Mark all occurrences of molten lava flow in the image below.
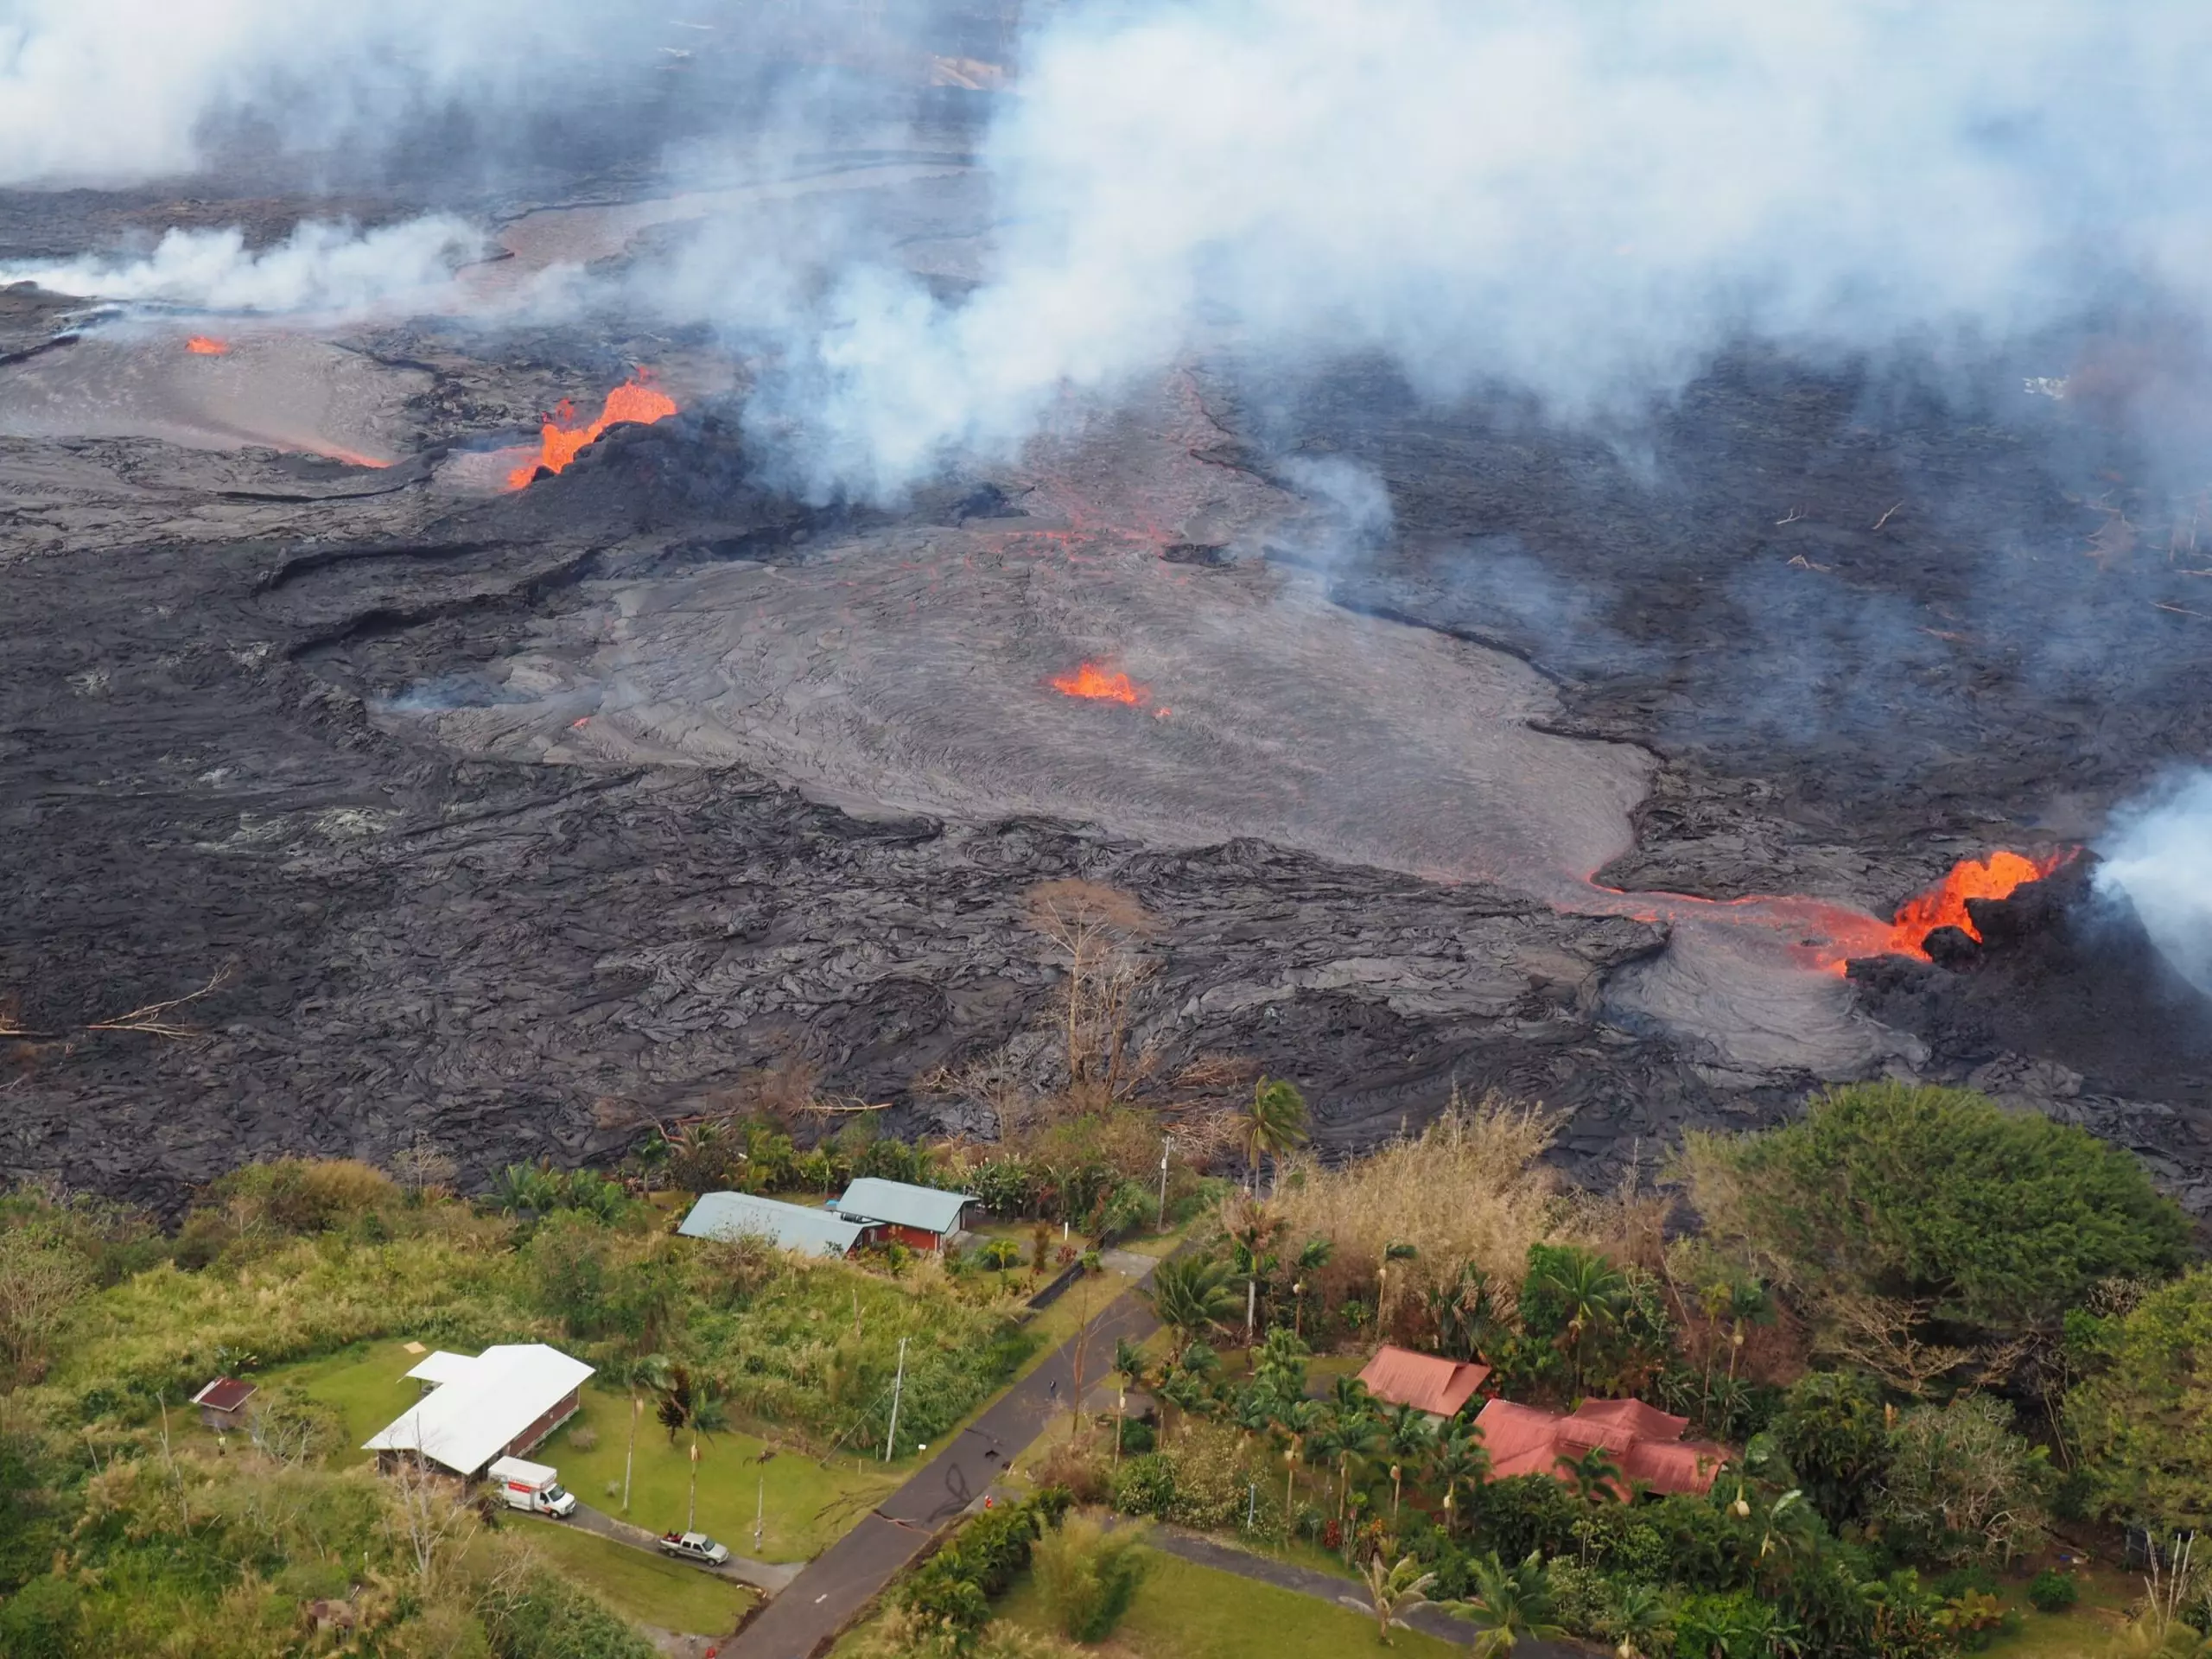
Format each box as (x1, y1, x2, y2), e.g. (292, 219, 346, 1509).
(1888, 849, 2070, 956)
(185, 336, 230, 355)
(505, 372, 677, 489)
(1051, 662, 1146, 705)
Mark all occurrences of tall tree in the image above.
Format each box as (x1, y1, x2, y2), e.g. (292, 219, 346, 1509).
(1141, 1254, 1240, 1364)
(1529, 1246, 1626, 1398)
(1241, 1077, 1310, 1196)
(1456, 1550, 1567, 1658)
(1427, 1427, 1491, 1537)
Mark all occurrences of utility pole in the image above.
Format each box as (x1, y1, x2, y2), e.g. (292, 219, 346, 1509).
(1156, 1135, 1173, 1230)
(884, 1337, 908, 1462)
(754, 1476, 765, 1555)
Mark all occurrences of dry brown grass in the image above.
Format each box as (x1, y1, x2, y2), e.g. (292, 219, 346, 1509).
(1261, 1090, 1595, 1319)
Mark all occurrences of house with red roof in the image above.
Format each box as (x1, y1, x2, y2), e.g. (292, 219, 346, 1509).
(1356, 1345, 1491, 1421)
(1473, 1395, 1730, 1499)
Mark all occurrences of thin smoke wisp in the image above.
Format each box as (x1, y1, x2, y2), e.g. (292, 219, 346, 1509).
(2096, 770, 2212, 998)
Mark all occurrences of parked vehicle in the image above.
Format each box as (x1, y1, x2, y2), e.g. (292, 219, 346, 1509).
(487, 1457, 576, 1518)
(658, 1530, 731, 1566)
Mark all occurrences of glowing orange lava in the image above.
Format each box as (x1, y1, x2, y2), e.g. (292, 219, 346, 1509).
(1051, 662, 1146, 705)
(185, 336, 230, 355)
(1887, 849, 2070, 956)
(506, 372, 677, 489)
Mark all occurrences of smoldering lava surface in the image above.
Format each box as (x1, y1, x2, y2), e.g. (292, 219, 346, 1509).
(0, 329, 423, 465)
(385, 384, 1906, 1077)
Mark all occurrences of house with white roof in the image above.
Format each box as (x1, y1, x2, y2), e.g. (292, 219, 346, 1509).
(830, 1177, 976, 1251)
(677, 1190, 872, 1257)
(363, 1343, 593, 1479)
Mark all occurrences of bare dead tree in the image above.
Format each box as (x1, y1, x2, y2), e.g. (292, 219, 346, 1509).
(1, 966, 233, 1050)
(1022, 879, 1158, 1098)
(380, 1448, 477, 1592)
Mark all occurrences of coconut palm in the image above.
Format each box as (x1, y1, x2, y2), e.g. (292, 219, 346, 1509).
(1242, 1077, 1310, 1195)
(1427, 1426, 1491, 1536)
(1382, 1403, 1434, 1518)
(1223, 1193, 1288, 1344)
(1313, 1407, 1385, 1529)
(1338, 1553, 1440, 1647)
(1532, 1247, 1627, 1396)
(1273, 1395, 1322, 1531)
(1141, 1253, 1241, 1364)
(1455, 1550, 1567, 1658)
(1290, 1236, 1333, 1338)
(652, 1364, 728, 1534)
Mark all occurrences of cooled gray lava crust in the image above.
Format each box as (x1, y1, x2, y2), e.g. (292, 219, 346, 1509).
(5, 185, 2211, 1211)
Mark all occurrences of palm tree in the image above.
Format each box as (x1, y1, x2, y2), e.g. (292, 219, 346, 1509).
(1605, 1582, 1675, 1659)
(613, 1354, 672, 1516)
(653, 1364, 728, 1535)
(1223, 1194, 1288, 1345)
(1141, 1254, 1241, 1364)
(1290, 1237, 1333, 1338)
(1338, 1553, 1439, 1647)
(1533, 1248, 1626, 1397)
(1313, 1407, 1385, 1530)
(1455, 1550, 1567, 1658)
(1242, 1077, 1309, 1195)
(1427, 1427, 1491, 1537)
(1382, 1403, 1434, 1519)
(1273, 1396, 1321, 1534)
(1555, 1445, 1626, 1506)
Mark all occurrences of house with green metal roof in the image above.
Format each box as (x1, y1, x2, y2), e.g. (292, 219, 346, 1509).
(829, 1177, 975, 1250)
(677, 1191, 871, 1257)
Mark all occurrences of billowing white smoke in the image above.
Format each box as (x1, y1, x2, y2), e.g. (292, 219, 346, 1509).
(744, 0, 2212, 499)
(2097, 771, 2212, 997)
(0, 0, 633, 184)
(0, 215, 482, 314)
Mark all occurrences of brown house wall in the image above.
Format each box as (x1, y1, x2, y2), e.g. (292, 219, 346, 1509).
(504, 1389, 582, 1461)
(880, 1222, 946, 1251)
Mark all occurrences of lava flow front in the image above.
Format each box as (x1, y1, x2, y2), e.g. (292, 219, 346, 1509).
(184, 336, 230, 355)
(1887, 849, 2071, 955)
(1051, 661, 1147, 705)
(506, 372, 677, 489)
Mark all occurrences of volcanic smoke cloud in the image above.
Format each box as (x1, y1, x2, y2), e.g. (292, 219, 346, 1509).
(737, 0, 2212, 499)
(0, 217, 482, 315)
(2096, 771, 2212, 998)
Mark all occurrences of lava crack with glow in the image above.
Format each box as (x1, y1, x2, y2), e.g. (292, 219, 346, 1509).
(506, 372, 677, 490)
(1888, 849, 2072, 955)
(184, 336, 230, 355)
(1051, 660, 1173, 717)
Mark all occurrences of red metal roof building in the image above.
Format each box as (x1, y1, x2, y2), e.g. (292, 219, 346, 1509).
(1356, 1345, 1492, 1421)
(1473, 1395, 1730, 1498)
(190, 1376, 257, 1430)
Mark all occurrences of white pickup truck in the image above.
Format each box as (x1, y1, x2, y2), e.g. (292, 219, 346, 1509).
(488, 1457, 577, 1518)
(658, 1530, 731, 1566)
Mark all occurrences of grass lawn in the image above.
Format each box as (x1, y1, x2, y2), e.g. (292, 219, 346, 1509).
(1984, 1564, 2139, 1657)
(258, 1340, 428, 1466)
(512, 1516, 757, 1637)
(539, 1385, 902, 1561)
(995, 1547, 1465, 1657)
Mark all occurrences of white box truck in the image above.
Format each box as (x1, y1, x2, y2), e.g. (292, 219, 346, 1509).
(488, 1457, 577, 1518)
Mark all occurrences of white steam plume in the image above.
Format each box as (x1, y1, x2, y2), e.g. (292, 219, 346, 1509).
(0, 216, 482, 314)
(738, 0, 2212, 499)
(0, 0, 649, 185)
(2096, 771, 2212, 998)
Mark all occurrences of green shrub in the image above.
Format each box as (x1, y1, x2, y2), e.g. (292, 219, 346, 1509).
(1683, 1083, 2189, 1345)
(1770, 1370, 1891, 1529)
(1111, 1452, 1176, 1518)
(1116, 1416, 1155, 1454)
(1034, 1514, 1149, 1643)
(0, 1573, 80, 1659)
(2027, 1569, 2078, 1613)
(479, 1563, 658, 1659)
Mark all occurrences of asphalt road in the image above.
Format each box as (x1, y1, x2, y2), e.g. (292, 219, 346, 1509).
(728, 1274, 1160, 1659)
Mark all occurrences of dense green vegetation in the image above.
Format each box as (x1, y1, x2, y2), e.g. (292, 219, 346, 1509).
(0, 1137, 1064, 1656)
(998, 1085, 2210, 1659)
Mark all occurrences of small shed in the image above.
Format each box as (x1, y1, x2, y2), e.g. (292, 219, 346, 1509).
(1356, 1345, 1491, 1422)
(677, 1191, 871, 1258)
(830, 1178, 975, 1251)
(190, 1376, 257, 1431)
